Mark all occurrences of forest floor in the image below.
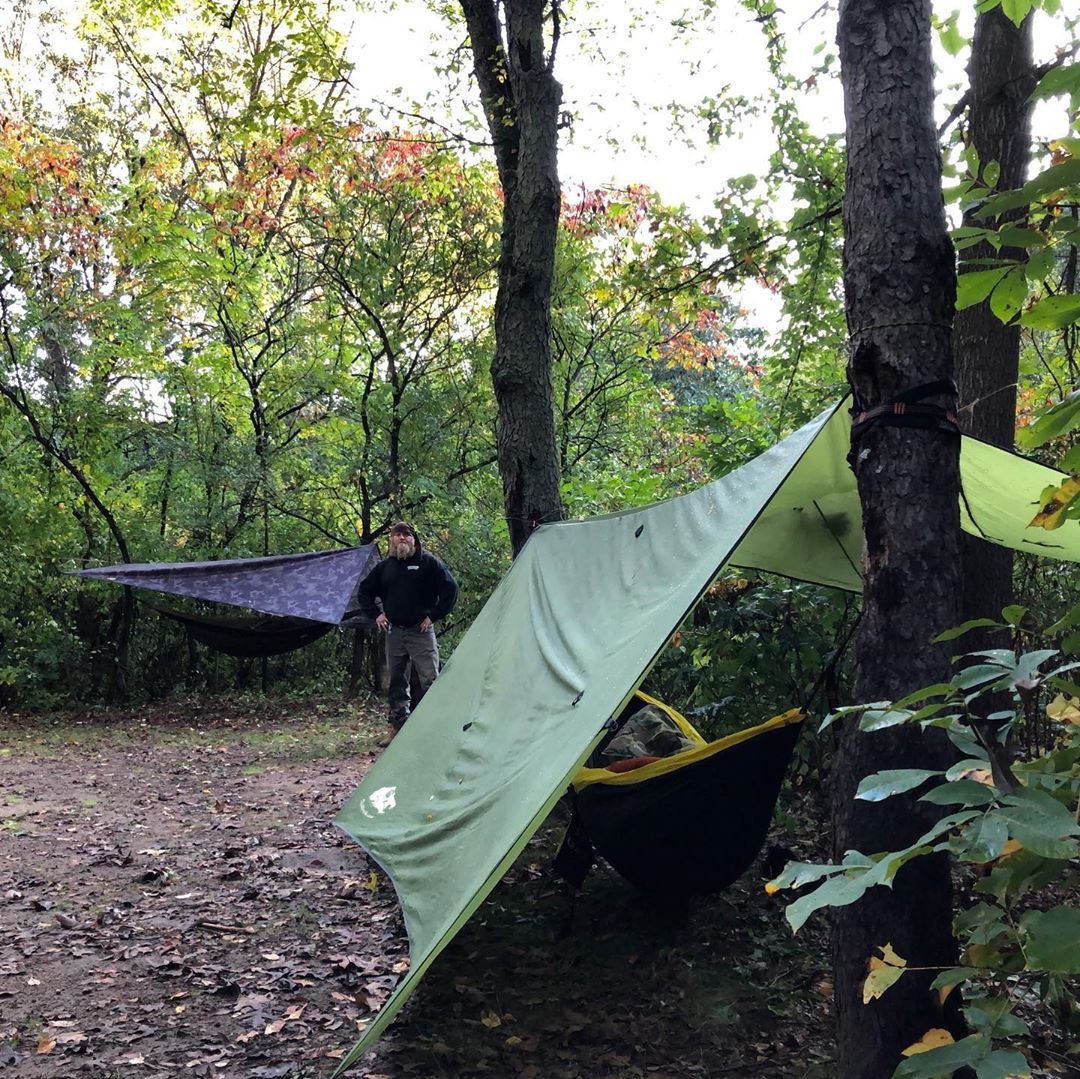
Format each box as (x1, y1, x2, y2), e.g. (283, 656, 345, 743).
(0, 696, 838, 1079)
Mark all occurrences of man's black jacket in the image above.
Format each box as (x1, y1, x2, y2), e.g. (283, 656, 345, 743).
(357, 540, 458, 628)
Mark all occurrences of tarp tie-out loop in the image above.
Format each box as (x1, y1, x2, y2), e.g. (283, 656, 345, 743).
(850, 380, 961, 445)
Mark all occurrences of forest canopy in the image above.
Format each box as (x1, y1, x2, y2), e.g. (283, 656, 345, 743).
(0, 0, 1077, 715)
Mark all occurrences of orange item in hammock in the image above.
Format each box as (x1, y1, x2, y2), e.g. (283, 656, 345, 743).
(605, 755, 662, 773)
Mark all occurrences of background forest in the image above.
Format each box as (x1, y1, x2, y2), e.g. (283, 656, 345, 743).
(0, 0, 840, 715)
(0, 0, 1077, 732)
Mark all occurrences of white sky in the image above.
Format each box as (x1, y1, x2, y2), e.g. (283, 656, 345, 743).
(345, 1, 842, 212)
(344, 0, 1070, 214)
(21, 0, 1069, 216)
(341, 2, 844, 322)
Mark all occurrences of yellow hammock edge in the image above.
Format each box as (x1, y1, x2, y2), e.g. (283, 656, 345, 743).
(571, 692, 807, 792)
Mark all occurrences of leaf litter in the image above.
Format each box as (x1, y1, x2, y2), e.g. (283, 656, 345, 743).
(1, 697, 835, 1077)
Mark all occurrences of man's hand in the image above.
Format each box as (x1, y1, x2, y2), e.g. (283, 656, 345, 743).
(418, 617, 433, 633)
(375, 613, 389, 631)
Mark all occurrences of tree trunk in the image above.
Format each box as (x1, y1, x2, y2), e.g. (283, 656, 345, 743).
(834, 1, 963, 1074)
(955, 8, 1034, 631)
(459, 0, 564, 556)
(346, 629, 366, 700)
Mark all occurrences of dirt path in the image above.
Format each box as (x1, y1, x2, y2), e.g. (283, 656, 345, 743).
(1, 700, 835, 1078)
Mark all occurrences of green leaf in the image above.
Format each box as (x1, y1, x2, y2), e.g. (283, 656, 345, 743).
(930, 967, 973, 991)
(981, 159, 1080, 217)
(1000, 0, 1034, 26)
(859, 707, 915, 731)
(1020, 906, 1080, 972)
(1019, 295, 1080, 332)
(965, 994, 1030, 1038)
(938, 19, 966, 56)
(1023, 156, 1080, 198)
(934, 618, 1002, 642)
(1025, 245, 1056, 282)
(1022, 157, 1080, 200)
(951, 225, 995, 250)
(947, 758, 995, 781)
(952, 664, 1011, 691)
(1015, 388, 1080, 449)
(956, 901, 1008, 935)
(1041, 604, 1080, 635)
(1030, 62, 1080, 102)
(996, 225, 1045, 249)
(856, 769, 943, 801)
(974, 1048, 1032, 1079)
(1061, 632, 1080, 656)
(956, 266, 1012, 310)
(989, 266, 1028, 323)
(1060, 445, 1080, 474)
(785, 847, 918, 932)
(785, 869, 876, 933)
(894, 682, 961, 707)
(912, 810, 982, 849)
(1013, 649, 1060, 684)
(957, 812, 1008, 862)
(893, 1033, 991, 1079)
(921, 779, 996, 807)
(965, 648, 1019, 665)
(998, 787, 1080, 859)
(770, 860, 850, 892)
(1001, 604, 1030, 626)
(975, 848, 1069, 905)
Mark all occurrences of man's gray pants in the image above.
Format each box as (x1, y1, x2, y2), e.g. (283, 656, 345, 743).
(386, 624, 439, 724)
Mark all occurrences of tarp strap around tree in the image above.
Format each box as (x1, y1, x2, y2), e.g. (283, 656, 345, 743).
(851, 379, 961, 443)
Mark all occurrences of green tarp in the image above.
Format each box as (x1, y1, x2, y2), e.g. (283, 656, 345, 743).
(334, 401, 1078, 1070)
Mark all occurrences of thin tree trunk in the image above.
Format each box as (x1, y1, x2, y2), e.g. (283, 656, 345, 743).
(459, 0, 565, 555)
(956, 7, 1034, 632)
(834, 1, 964, 1073)
(346, 629, 366, 700)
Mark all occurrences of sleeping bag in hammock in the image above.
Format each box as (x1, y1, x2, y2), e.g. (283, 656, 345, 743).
(563, 691, 805, 895)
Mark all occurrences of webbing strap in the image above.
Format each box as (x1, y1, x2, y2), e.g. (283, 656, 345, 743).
(851, 380, 961, 443)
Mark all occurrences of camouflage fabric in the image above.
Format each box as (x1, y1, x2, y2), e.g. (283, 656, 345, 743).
(597, 704, 696, 764)
(74, 545, 380, 625)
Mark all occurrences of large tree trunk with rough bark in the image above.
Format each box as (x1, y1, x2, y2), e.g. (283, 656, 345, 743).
(956, 8, 1034, 630)
(459, 0, 564, 556)
(834, 1, 964, 1074)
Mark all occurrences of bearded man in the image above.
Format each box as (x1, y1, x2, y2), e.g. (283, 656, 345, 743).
(357, 522, 458, 729)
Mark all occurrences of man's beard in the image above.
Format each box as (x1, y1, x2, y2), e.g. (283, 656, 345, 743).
(390, 537, 415, 560)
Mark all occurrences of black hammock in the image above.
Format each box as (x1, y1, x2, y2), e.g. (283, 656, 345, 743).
(149, 604, 339, 658)
(556, 691, 805, 895)
(74, 544, 380, 658)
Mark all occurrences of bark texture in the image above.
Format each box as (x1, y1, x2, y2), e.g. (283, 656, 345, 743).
(835, 1, 964, 1073)
(459, 0, 564, 555)
(956, 8, 1034, 629)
